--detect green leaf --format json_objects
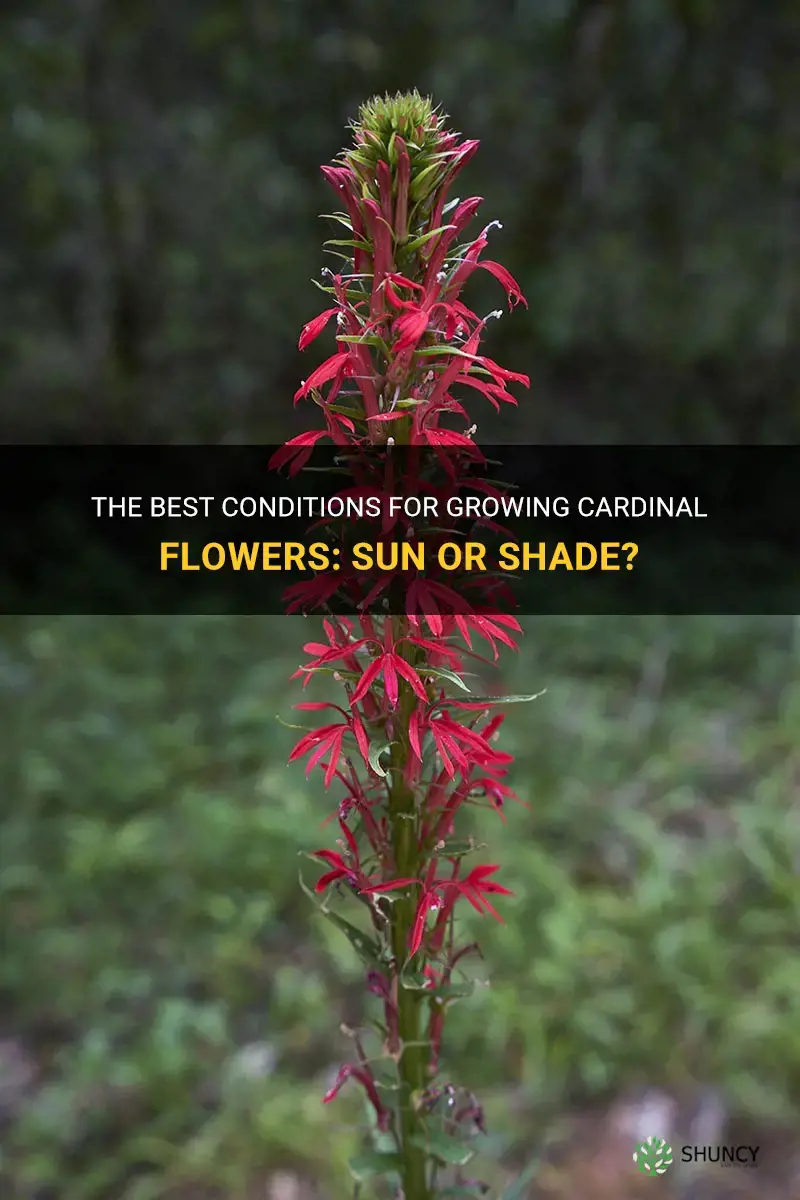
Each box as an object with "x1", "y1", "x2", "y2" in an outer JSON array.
[
  {"x1": 336, "y1": 334, "x2": 387, "y2": 347},
  {"x1": 326, "y1": 404, "x2": 365, "y2": 420},
  {"x1": 297, "y1": 871, "x2": 383, "y2": 966},
  {"x1": 399, "y1": 970, "x2": 428, "y2": 990},
  {"x1": 324, "y1": 237, "x2": 373, "y2": 250},
  {"x1": 415, "y1": 344, "x2": 476, "y2": 359},
  {"x1": 436, "y1": 980, "x2": 476, "y2": 1000},
  {"x1": 368, "y1": 741, "x2": 394, "y2": 777},
  {"x1": 409, "y1": 161, "x2": 444, "y2": 200},
  {"x1": 402, "y1": 224, "x2": 457, "y2": 252},
  {"x1": 442, "y1": 690, "x2": 547, "y2": 707},
  {"x1": 401, "y1": 971, "x2": 476, "y2": 999},
  {"x1": 348, "y1": 1152, "x2": 403, "y2": 1181},
  {"x1": 425, "y1": 667, "x2": 471, "y2": 692},
  {"x1": 324, "y1": 911, "x2": 384, "y2": 966},
  {"x1": 320, "y1": 212, "x2": 354, "y2": 230},
  {"x1": 409, "y1": 1131, "x2": 475, "y2": 1166},
  {"x1": 433, "y1": 838, "x2": 483, "y2": 859},
  {"x1": 347, "y1": 150, "x2": 374, "y2": 169}
]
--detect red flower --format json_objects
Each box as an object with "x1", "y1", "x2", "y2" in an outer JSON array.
[
  {"x1": 311, "y1": 848, "x2": 358, "y2": 893},
  {"x1": 453, "y1": 863, "x2": 514, "y2": 922},
  {"x1": 424, "y1": 711, "x2": 513, "y2": 778},
  {"x1": 350, "y1": 649, "x2": 428, "y2": 706},
  {"x1": 323, "y1": 1063, "x2": 391, "y2": 1132},
  {"x1": 289, "y1": 701, "x2": 371, "y2": 787},
  {"x1": 403, "y1": 861, "x2": 513, "y2": 959}
]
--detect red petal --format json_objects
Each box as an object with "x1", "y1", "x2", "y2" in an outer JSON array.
[
  {"x1": 294, "y1": 351, "x2": 350, "y2": 403},
  {"x1": 289, "y1": 723, "x2": 340, "y2": 761},
  {"x1": 408, "y1": 708, "x2": 424, "y2": 761},
  {"x1": 475, "y1": 260, "x2": 528, "y2": 309},
  {"x1": 383, "y1": 654, "x2": 399, "y2": 706},
  {"x1": 338, "y1": 817, "x2": 359, "y2": 860},
  {"x1": 323, "y1": 729, "x2": 346, "y2": 788},
  {"x1": 315, "y1": 868, "x2": 347, "y2": 893},
  {"x1": 268, "y1": 430, "x2": 328, "y2": 471},
  {"x1": 298, "y1": 308, "x2": 338, "y2": 350},
  {"x1": 312, "y1": 850, "x2": 348, "y2": 869},
  {"x1": 350, "y1": 656, "x2": 383, "y2": 705},
  {"x1": 393, "y1": 656, "x2": 429, "y2": 703},
  {"x1": 408, "y1": 891, "x2": 434, "y2": 957},
  {"x1": 393, "y1": 308, "x2": 430, "y2": 353},
  {"x1": 351, "y1": 713, "x2": 370, "y2": 764},
  {"x1": 425, "y1": 429, "x2": 475, "y2": 448},
  {"x1": 363, "y1": 878, "x2": 420, "y2": 893}
]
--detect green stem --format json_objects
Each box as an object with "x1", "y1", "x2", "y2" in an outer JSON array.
[{"x1": 389, "y1": 617, "x2": 431, "y2": 1200}]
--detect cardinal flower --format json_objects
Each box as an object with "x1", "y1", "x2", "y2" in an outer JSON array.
[{"x1": 278, "y1": 93, "x2": 535, "y2": 1193}]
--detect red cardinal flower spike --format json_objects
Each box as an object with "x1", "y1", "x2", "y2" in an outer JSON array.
[{"x1": 277, "y1": 92, "x2": 541, "y2": 1200}]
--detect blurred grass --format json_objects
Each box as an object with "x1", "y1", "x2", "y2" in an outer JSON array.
[{"x1": 1, "y1": 615, "x2": 799, "y2": 1197}]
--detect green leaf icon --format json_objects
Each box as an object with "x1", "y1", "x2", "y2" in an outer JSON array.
[{"x1": 633, "y1": 1135, "x2": 674, "y2": 1175}]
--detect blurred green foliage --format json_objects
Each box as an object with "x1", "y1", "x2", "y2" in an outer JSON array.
[
  {"x1": 3, "y1": 0, "x2": 799, "y2": 442},
  {"x1": 3, "y1": 0, "x2": 800, "y2": 1195},
  {"x1": 2, "y1": 617, "x2": 799, "y2": 1196}
]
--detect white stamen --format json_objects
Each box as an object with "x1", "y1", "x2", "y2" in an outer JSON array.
[{"x1": 387, "y1": 436, "x2": 395, "y2": 447}]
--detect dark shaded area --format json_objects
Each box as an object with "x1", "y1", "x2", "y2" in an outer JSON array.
[{"x1": 3, "y1": 1, "x2": 800, "y2": 443}]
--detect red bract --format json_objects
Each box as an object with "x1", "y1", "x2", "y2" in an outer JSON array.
[
  {"x1": 323, "y1": 1063, "x2": 391, "y2": 1132},
  {"x1": 279, "y1": 93, "x2": 536, "y2": 1199}
]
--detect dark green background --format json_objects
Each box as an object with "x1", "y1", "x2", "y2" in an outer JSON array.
[{"x1": 2, "y1": 3, "x2": 799, "y2": 1198}]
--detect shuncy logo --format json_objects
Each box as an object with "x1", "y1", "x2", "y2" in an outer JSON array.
[
  {"x1": 633, "y1": 1136, "x2": 674, "y2": 1175},
  {"x1": 633, "y1": 1137, "x2": 762, "y2": 1177}
]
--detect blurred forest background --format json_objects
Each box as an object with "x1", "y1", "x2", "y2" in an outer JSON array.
[{"x1": 2, "y1": 1, "x2": 800, "y2": 1198}]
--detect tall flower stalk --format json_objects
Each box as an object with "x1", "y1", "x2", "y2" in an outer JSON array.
[{"x1": 272, "y1": 93, "x2": 536, "y2": 1199}]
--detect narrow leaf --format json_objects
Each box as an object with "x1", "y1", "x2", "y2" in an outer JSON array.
[
  {"x1": 435, "y1": 980, "x2": 476, "y2": 1000},
  {"x1": 336, "y1": 335, "x2": 390, "y2": 349},
  {"x1": 324, "y1": 237, "x2": 372, "y2": 250},
  {"x1": 348, "y1": 1152, "x2": 403, "y2": 1181},
  {"x1": 368, "y1": 741, "x2": 394, "y2": 777},
  {"x1": 297, "y1": 870, "x2": 382, "y2": 966},
  {"x1": 415, "y1": 344, "x2": 477, "y2": 359},
  {"x1": 433, "y1": 839, "x2": 480, "y2": 858},
  {"x1": 409, "y1": 1132, "x2": 475, "y2": 1166},
  {"x1": 402, "y1": 224, "x2": 457, "y2": 252},
  {"x1": 399, "y1": 969, "x2": 428, "y2": 990},
  {"x1": 425, "y1": 667, "x2": 472, "y2": 693},
  {"x1": 444, "y1": 690, "x2": 546, "y2": 707},
  {"x1": 320, "y1": 212, "x2": 355, "y2": 230}
]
